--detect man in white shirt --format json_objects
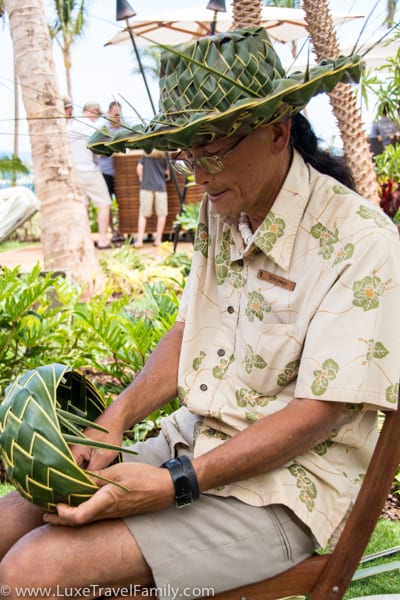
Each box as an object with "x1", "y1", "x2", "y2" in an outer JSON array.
[{"x1": 66, "y1": 101, "x2": 111, "y2": 249}]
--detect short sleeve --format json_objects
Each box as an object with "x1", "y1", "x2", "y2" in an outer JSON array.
[{"x1": 296, "y1": 227, "x2": 400, "y2": 409}]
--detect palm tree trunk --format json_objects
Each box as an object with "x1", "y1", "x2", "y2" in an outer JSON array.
[
  {"x1": 386, "y1": 0, "x2": 396, "y2": 27},
  {"x1": 12, "y1": 55, "x2": 19, "y2": 187},
  {"x1": 4, "y1": 0, "x2": 104, "y2": 297},
  {"x1": 302, "y1": 0, "x2": 380, "y2": 204},
  {"x1": 232, "y1": 0, "x2": 262, "y2": 28},
  {"x1": 63, "y1": 46, "x2": 73, "y2": 101}
]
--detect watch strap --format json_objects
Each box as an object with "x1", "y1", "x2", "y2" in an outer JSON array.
[
  {"x1": 161, "y1": 456, "x2": 200, "y2": 508},
  {"x1": 178, "y1": 454, "x2": 200, "y2": 502}
]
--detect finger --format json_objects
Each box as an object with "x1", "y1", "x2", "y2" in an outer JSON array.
[
  {"x1": 70, "y1": 448, "x2": 90, "y2": 468},
  {"x1": 43, "y1": 487, "x2": 115, "y2": 526},
  {"x1": 87, "y1": 449, "x2": 118, "y2": 471}
]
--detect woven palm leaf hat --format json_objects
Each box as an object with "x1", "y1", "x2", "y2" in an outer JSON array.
[
  {"x1": 0, "y1": 363, "x2": 134, "y2": 512},
  {"x1": 89, "y1": 26, "x2": 362, "y2": 155}
]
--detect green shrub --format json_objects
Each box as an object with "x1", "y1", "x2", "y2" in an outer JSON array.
[
  {"x1": 0, "y1": 264, "x2": 83, "y2": 395},
  {"x1": 0, "y1": 249, "x2": 191, "y2": 449}
]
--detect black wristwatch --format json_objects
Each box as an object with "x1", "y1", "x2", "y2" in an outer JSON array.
[{"x1": 161, "y1": 455, "x2": 200, "y2": 508}]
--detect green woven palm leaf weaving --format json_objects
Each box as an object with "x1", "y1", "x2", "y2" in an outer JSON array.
[
  {"x1": 88, "y1": 27, "x2": 362, "y2": 155},
  {"x1": 0, "y1": 363, "x2": 133, "y2": 512}
]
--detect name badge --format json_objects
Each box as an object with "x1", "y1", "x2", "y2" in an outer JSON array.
[{"x1": 257, "y1": 269, "x2": 296, "y2": 291}]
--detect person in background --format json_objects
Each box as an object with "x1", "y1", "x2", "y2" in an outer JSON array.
[
  {"x1": 63, "y1": 97, "x2": 73, "y2": 119},
  {"x1": 1, "y1": 27, "x2": 400, "y2": 599},
  {"x1": 66, "y1": 101, "x2": 111, "y2": 249},
  {"x1": 97, "y1": 101, "x2": 126, "y2": 245},
  {"x1": 369, "y1": 103, "x2": 399, "y2": 153},
  {"x1": 136, "y1": 150, "x2": 170, "y2": 247}
]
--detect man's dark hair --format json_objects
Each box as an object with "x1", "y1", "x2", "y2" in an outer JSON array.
[
  {"x1": 108, "y1": 100, "x2": 122, "y2": 111},
  {"x1": 291, "y1": 113, "x2": 356, "y2": 191}
]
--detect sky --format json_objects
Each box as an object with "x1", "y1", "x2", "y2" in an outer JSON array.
[{"x1": 0, "y1": 0, "x2": 398, "y2": 159}]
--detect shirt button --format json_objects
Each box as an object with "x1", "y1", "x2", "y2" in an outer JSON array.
[
  {"x1": 200, "y1": 384, "x2": 208, "y2": 391},
  {"x1": 217, "y1": 348, "x2": 225, "y2": 356},
  {"x1": 227, "y1": 306, "x2": 234, "y2": 314}
]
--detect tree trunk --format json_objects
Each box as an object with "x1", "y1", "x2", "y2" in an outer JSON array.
[
  {"x1": 302, "y1": 0, "x2": 380, "y2": 204},
  {"x1": 231, "y1": 0, "x2": 262, "y2": 28},
  {"x1": 386, "y1": 0, "x2": 396, "y2": 27},
  {"x1": 63, "y1": 45, "x2": 73, "y2": 101},
  {"x1": 12, "y1": 54, "x2": 18, "y2": 187},
  {"x1": 5, "y1": 0, "x2": 104, "y2": 297}
]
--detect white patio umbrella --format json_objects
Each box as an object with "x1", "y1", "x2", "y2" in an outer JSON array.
[
  {"x1": 341, "y1": 35, "x2": 399, "y2": 70},
  {"x1": 105, "y1": 4, "x2": 363, "y2": 48},
  {"x1": 284, "y1": 33, "x2": 399, "y2": 73}
]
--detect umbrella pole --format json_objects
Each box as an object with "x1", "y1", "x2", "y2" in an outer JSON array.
[
  {"x1": 122, "y1": 16, "x2": 191, "y2": 253},
  {"x1": 124, "y1": 18, "x2": 157, "y2": 115}
]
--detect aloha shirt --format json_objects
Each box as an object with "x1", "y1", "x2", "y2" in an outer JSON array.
[{"x1": 175, "y1": 149, "x2": 400, "y2": 547}]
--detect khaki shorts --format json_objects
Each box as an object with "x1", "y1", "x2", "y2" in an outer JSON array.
[
  {"x1": 76, "y1": 169, "x2": 111, "y2": 208},
  {"x1": 139, "y1": 189, "x2": 168, "y2": 218},
  {"x1": 123, "y1": 408, "x2": 315, "y2": 599}
]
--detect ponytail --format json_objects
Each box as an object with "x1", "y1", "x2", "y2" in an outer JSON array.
[{"x1": 291, "y1": 113, "x2": 356, "y2": 191}]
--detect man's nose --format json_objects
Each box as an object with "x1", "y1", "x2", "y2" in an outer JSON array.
[{"x1": 193, "y1": 163, "x2": 211, "y2": 186}]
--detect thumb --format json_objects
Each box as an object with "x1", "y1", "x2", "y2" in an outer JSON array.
[{"x1": 43, "y1": 485, "x2": 116, "y2": 526}]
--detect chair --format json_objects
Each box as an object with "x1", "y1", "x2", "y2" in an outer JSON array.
[{"x1": 210, "y1": 398, "x2": 400, "y2": 600}]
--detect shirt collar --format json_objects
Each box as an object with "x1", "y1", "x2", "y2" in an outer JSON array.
[{"x1": 224, "y1": 150, "x2": 311, "y2": 271}]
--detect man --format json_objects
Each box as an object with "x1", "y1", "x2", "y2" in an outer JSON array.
[
  {"x1": 66, "y1": 101, "x2": 111, "y2": 249},
  {"x1": 136, "y1": 150, "x2": 170, "y2": 247},
  {"x1": 1, "y1": 28, "x2": 400, "y2": 599},
  {"x1": 370, "y1": 103, "x2": 399, "y2": 150}
]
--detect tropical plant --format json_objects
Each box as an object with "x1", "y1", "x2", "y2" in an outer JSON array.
[
  {"x1": 362, "y1": 32, "x2": 400, "y2": 129},
  {"x1": 0, "y1": 246, "x2": 192, "y2": 455},
  {"x1": 0, "y1": 154, "x2": 29, "y2": 181},
  {"x1": 97, "y1": 245, "x2": 187, "y2": 297},
  {"x1": 363, "y1": 36, "x2": 400, "y2": 222},
  {"x1": 0, "y1": 264, "x2": 83, "y2": 395},
  {"x1": 373, "y1": 144, "x2": 400, "y2": 223},
  {"x1": 47, "y1": 0, "x2": 87, "y2": 101},
  {"x1": 174, "y1": 202, "x2": 201, "y2": 234}
]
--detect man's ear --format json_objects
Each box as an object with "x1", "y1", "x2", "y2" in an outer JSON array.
[{"x1": 271, "y1": 120, "x2": 291, "y2": 153}]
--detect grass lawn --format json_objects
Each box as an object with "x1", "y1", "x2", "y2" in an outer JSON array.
[
  {"x1": 345, "y1": 518, "x2": 400, "y2": 598},
  {"x1": 0, "y1": 240, "x2": 25, "y2": 253},
  {"x1": 0, "y1": 482, "x2": 398, "y2": 596},
  {"x1": 0, "y1": 239, "x2": 41, "y2": 254}
]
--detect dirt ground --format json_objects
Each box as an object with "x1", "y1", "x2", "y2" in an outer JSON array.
[{"x1": 0, "y1": 237, "x2": 192, "y2": 271}]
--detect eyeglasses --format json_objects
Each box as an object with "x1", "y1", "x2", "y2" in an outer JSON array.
[{"x1": 169, "y1": 136, "x2": 246, "y2": 177}]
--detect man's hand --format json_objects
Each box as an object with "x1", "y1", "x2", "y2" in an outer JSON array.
[
  {"x1": 42, "y1": 463, "x2": 175, "y2": 526},
  {"x1": 70, "y1": 422, "x2": 124, "y2": 471}
]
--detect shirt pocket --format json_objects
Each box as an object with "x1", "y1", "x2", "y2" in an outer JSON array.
[{"x1": 236, "y1": 323, "x2": 302, "y2": 397}]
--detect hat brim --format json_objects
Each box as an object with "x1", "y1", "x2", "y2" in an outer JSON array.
[{"x1": 89, "y1": 54, "x2": 362, "y2": 155}]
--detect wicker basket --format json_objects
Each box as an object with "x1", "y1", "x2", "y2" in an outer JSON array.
[{"x1": 0, "y1": 364, "x2": 109, "y2": 512}]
